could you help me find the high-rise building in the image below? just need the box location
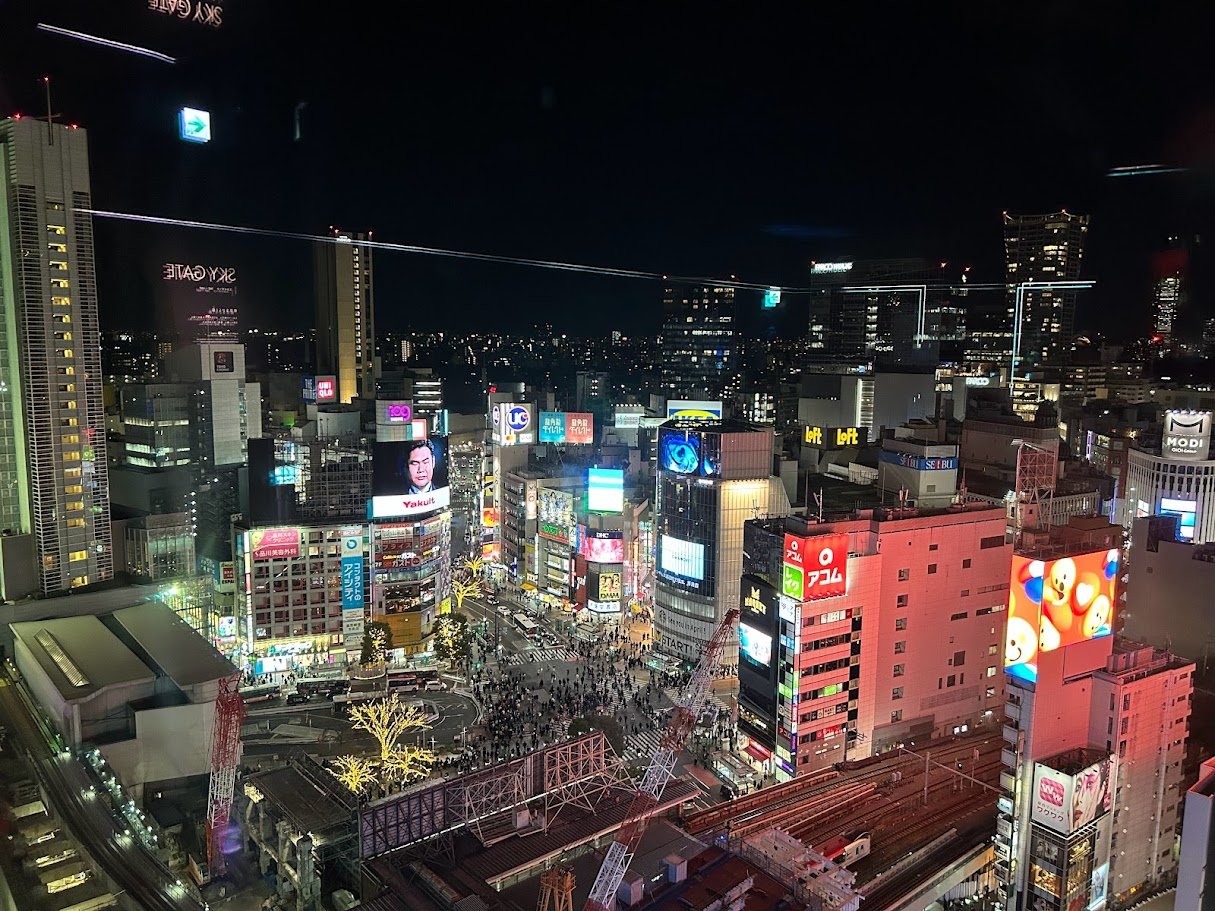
[314,229,375,404]
[652,420,790,668]
[1177,756,1215,911]
[737,503,1010,779]
[660,284,736,401]
[996,518,1193,911]
[1150,244,1186,356]
[0,116,113,595]
[1003,210,1089,376]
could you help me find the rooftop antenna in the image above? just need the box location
[813,488,824,523]
[41,76,61,145]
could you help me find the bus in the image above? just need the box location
[333,691,382,713]
[239,684,280,704]
[294,677,346,698]
[513,613,538,634]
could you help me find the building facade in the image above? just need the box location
[314,229,375,404]
[0,117,114,595]
[660,285,736,401]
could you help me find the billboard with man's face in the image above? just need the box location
[371,438,451,518]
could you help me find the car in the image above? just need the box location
[423,680,445,692]
[286,692,311,705]
[486,593,500,605]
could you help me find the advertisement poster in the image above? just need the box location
[249,527,300,560]
[782,532,848,601]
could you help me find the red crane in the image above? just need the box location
[206,674,245,875]
[583,608,740,911]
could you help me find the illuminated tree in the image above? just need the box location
[434,613,471,665]
[329,755,376,796]
[451,576,484,612]
[461,555,485,579]
[349,694,431,763]
[360,622,392,666]
[342,694,436,795]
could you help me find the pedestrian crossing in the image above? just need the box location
[503,646,580,666]
[622,729,663,762]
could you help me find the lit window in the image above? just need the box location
[67,549,88,561]
[66,518,85,528]
[64,485,83,495]
[47,242,67,253]
[48,260,68,271]
[51,278,69,289]
[47,224,66,235]
[63,451,81,461]
[52,296,71,307]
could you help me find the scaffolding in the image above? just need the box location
[206,674,245,875]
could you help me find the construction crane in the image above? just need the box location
[583,608,740,911]
[205,674,245,876]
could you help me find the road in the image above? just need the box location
[0,671,203,911]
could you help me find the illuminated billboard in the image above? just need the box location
[657,427,721,477]
[658,535,705,582]
[538,488,575,528]
[782,532,848,601]
[1031,756,1116,835]
[587,468,624,512]
[596,571,622,602]
[665,400,722,421]
[539,412,595,444]
[249,527,300,561]
[178,106,211,143]
[581,530,624,563]
[739,622,773,668]
[1162,410,1212,461]
[1006,549,1118,682]
[376,401,413,424]
[315,375,337,404]
[1160,497,1197,540]
[803,426,867,448]
[370,437,451,518]
[763,287,781,309]
[491,402,536,445]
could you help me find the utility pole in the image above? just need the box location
[923,750,930,806]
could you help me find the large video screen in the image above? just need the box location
[371,438,451,518]
[1006,549,1119,683]
[587,468,625,512]
[657,427,720,477]
[739,622,773,668]
[659,534,705,581]
[581,530,625,563]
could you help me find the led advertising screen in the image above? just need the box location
[782,532,848,602]
[659,535,705,582]
[581,530,625,563]
[539,412,595,444]
[657,427,721,477]
[1006,549,1119,683]
[587,468,625,512]
[739,622,773,668]
[1160,497,1197,540]
[370,438,452,518]
[665,400,722,420]
[595,571,622,602]
[1162,410,1212,461]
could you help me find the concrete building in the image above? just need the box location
[652,420,791,669]
[164,342,262,470]
[1122,445,1215,545]
[1177,756,1215,911]
[0,116,114,596]
[11,603,235,798]
[996,517,1192,911]
[737,503,1010,778]
[1123,515,1215,662]
[314,228,375,404]
[876,437,960,509]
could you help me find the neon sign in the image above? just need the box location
[150,0,225,28]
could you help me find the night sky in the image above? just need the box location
[4,3,1215,338]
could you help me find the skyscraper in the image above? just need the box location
[660,284,735,401]
[1150,243,1186,356]
[1003,210,1089,375]
[315,228,375,404]
[0,117,112,596]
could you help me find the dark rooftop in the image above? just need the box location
[109,603,235,688]
[250,760,354,836]
[11,616,154,702]
[1039,747,1109,775]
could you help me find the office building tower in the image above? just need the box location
[0,116,113,595]
[660,284,736,400]
[652,420,790,667]
[1151,244,1186,356]
[1003,210,1089,376]
[996,517,1193,911]
[315,228,375,404]
[736,503,1009,778]
[164,342,262,471]
[1177,756,1215,911]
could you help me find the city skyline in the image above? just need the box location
[3,5,1215,336]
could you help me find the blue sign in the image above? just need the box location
[178,107,212,143]
[341,556,364,609]
[879,450,958,471]
[539,411,566,443]
[763,287,781,309]
[301,376,317,404]
[507,405,530,432]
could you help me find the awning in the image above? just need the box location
[744,742,772,762]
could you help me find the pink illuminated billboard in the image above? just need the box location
[249,527,301,560]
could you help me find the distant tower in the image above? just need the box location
[1004,210,1089,374]
[0,116,113,596]
[660,284,735,401]
[315,229,376,403]
[1151,242,1187,357]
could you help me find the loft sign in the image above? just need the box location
[148,0,225,27]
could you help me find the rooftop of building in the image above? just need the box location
[10,616,155,702]
[1100,638,1195,680]
[247,755,356,840]
[1040,747,1110,775]
[107,603,236,689]
[1190,756,1215,799]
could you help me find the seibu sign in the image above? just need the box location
[782,532,848,602]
